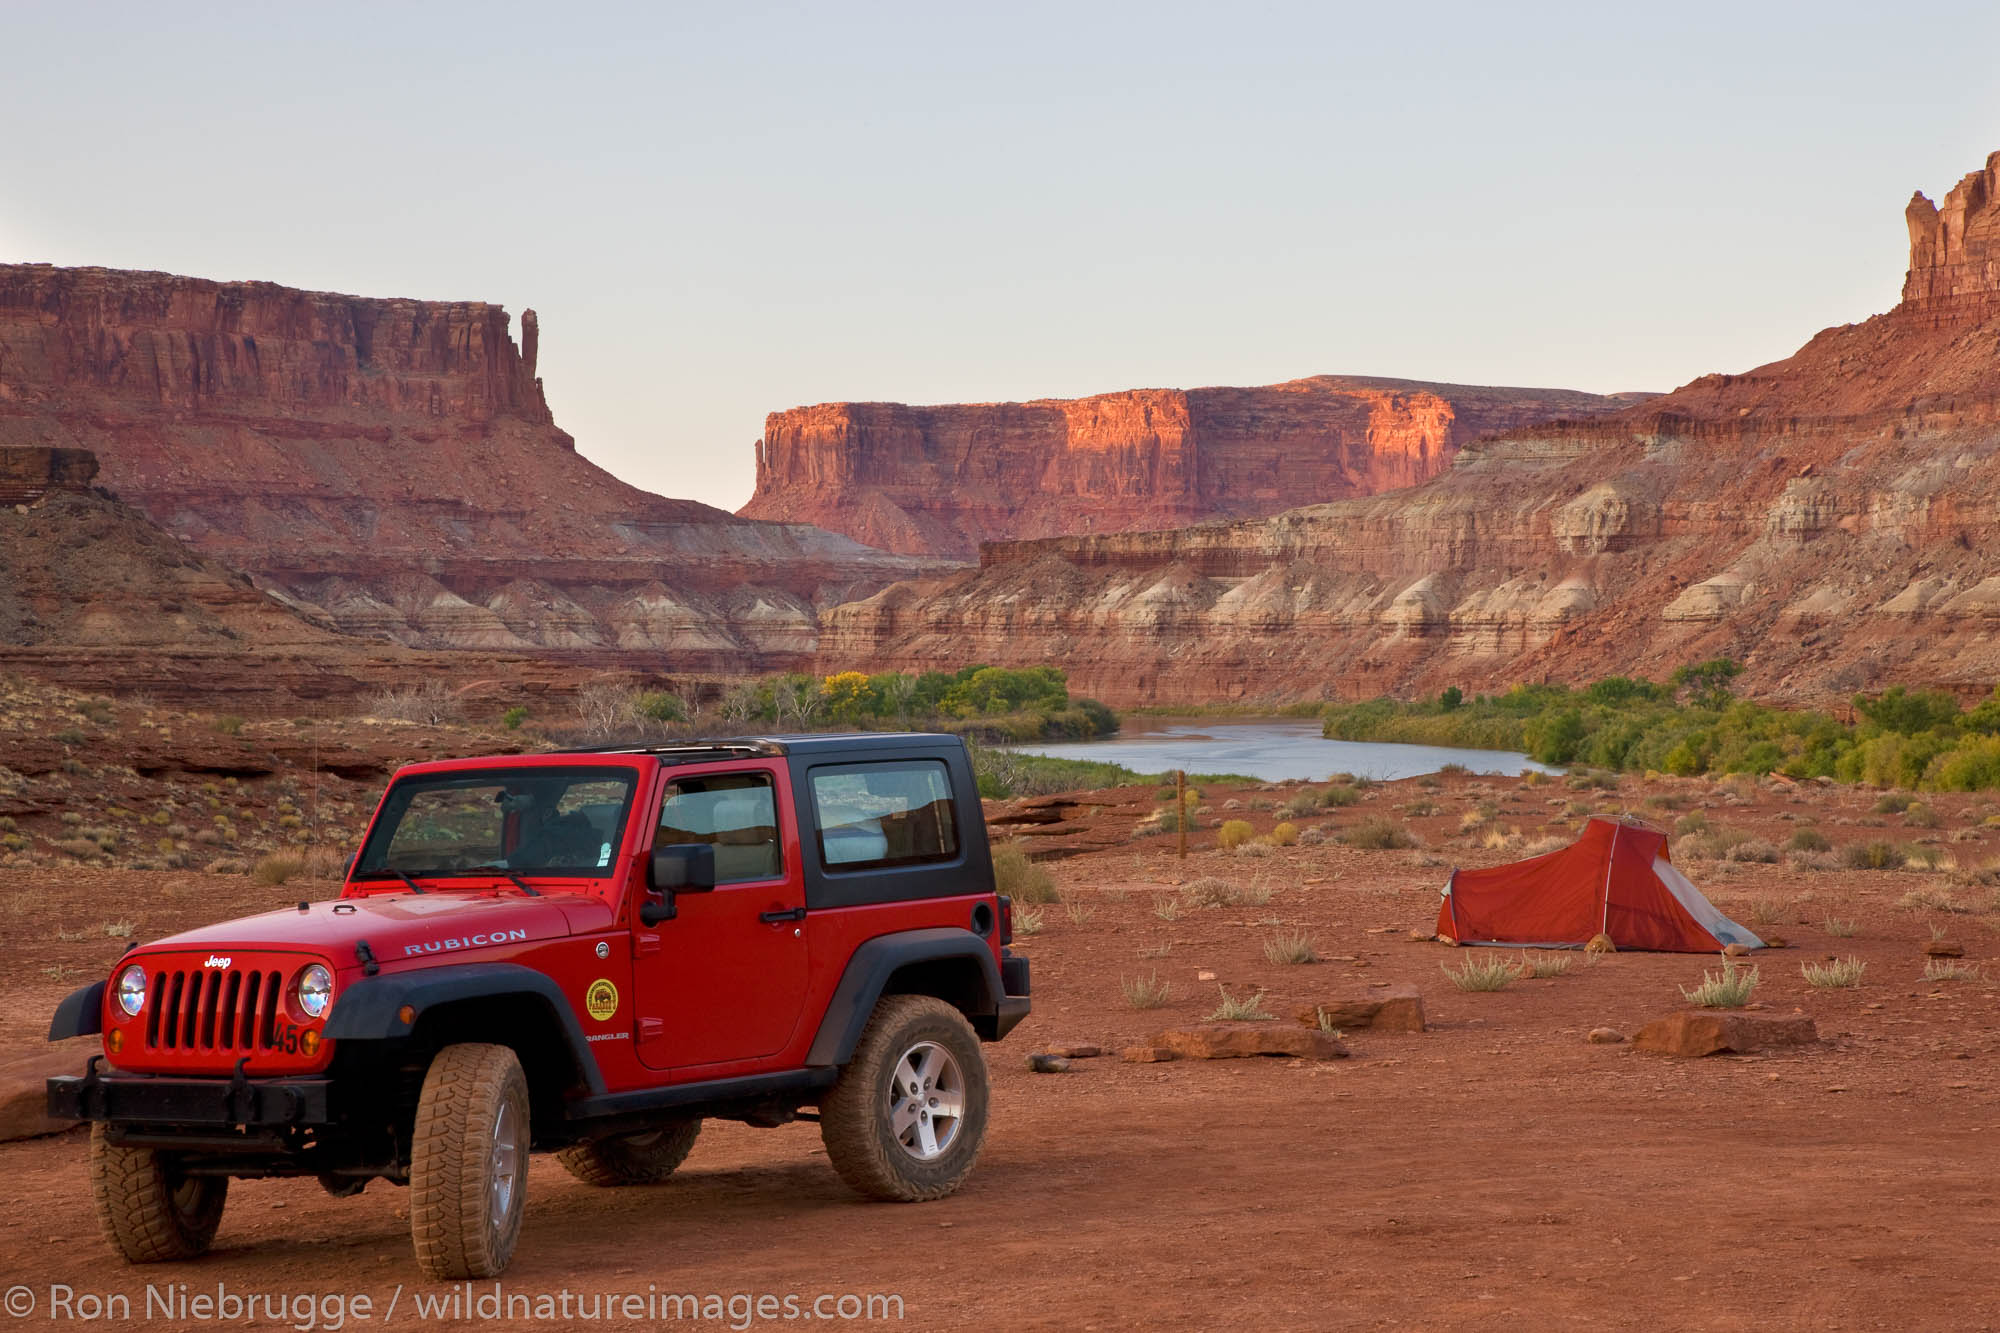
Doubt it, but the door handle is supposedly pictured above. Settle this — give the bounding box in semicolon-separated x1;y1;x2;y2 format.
759;907;807;924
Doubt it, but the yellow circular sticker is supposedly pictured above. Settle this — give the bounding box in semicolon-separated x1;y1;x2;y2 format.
584;978;619;1022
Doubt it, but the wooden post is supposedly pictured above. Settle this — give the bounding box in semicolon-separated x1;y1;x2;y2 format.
1176;768;1187;861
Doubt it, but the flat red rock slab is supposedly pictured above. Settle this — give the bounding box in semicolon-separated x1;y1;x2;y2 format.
1153;1023;1348;1062
1633;1010;1818;1058
1291;983;1426;1033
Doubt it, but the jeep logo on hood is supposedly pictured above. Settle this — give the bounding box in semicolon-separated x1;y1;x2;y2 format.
204;955;232;969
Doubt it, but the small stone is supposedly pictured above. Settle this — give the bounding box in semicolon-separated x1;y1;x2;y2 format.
1585;933;1616;955
1197;970;1217;982
1408;929;1435;942
1925;940;1965;958
1722;943;1751;957
1025;1053;1072;1074
1761;935;1788;948
1047;1044;1102;1060
1121;1045;1177;1063
1586;1028;1625;1044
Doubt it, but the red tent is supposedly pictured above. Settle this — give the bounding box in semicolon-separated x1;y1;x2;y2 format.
1435;816;1763;953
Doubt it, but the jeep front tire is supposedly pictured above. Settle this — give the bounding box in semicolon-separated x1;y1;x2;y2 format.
410;1043;530;1279
820;994;989;1202
556;1119;702;1187
89;1125;229;1262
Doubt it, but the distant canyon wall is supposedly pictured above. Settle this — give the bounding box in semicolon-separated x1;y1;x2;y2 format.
0;265;941;670
821;153;2000;707
742;378;1641;558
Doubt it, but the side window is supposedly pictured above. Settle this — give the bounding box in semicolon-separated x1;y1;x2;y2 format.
656;773;782;884
810;761;960;870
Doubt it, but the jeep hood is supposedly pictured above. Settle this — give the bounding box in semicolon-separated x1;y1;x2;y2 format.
132;892;614;969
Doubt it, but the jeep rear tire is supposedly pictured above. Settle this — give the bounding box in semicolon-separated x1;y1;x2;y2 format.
89;1124;228;1262
556;1119;702;1187
820;994;989;1202
410;1043;530;1279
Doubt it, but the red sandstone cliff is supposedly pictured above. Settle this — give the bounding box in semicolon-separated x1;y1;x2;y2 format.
741;378;1642;557
0;266;941;669
819;153;2000;707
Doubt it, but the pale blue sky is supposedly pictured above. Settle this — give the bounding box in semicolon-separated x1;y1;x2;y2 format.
5;2;1998;511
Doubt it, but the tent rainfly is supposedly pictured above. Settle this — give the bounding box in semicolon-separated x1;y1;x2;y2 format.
1435;816;1763;953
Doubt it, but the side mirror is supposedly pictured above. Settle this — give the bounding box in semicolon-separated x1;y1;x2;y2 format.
639;844;716;926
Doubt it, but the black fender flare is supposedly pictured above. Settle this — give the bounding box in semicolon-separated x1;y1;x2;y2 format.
806;928;1001;1067
48;981;105;1041
324;963;604;1094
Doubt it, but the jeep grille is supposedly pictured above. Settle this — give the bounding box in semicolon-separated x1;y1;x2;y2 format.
144;965;284;1054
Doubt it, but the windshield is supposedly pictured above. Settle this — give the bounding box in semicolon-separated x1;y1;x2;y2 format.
353;766;638;880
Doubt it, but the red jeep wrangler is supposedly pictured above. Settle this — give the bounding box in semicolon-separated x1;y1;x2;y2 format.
47;734;1030;1278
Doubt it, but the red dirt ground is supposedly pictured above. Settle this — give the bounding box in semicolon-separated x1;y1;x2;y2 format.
2;771;1997;1329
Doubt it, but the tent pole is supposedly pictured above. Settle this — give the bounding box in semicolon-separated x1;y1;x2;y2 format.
1600;821;1617;936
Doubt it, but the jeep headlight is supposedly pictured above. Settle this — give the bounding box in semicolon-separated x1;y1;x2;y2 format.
296;964;334;1020
115;965;147;1017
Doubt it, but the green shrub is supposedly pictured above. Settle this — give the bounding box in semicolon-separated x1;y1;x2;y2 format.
1318;785;1362;808
1787;828;1831;853
991;844;1059;903
501;706;530;730
1268;821;1300;847
1340;818;1414;850
1842;841;1900;870
1217;819;1255;850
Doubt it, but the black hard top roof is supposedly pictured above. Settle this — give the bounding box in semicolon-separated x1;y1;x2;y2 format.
560;733;966;764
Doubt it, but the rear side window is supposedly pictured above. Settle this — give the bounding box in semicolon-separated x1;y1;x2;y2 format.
810;761;959;870
657;773;783;884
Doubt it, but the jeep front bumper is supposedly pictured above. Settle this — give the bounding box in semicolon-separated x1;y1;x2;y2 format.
49;1058;333;1129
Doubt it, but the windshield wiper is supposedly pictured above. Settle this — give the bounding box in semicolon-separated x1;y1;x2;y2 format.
393;870;427;895
461;865;541;896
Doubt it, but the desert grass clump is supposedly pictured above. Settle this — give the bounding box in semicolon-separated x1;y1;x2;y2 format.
1121;972;1174;1009
1519;950;1574;979
1904;802;1941;829
1318;785;1362;808
1519;834;1570;858
1267;821;1300;847
1842;841;1901;871
1802;955;1867;989
1674;811;1710;836
1216;819;1256;851
1726;839;1780;864
1924;957;1982;982
1282;789;1322;818
1062;899;1095;926
1297;826;1326;845
252;850;307;886
1342;818;1416;851
366;679;466;727
1235;840;1273;858
1014;905;1045;936
1182;876;1243;908
102;920;135;938
1441;955;1522;992
1874;792;1916;815
992;843;1060;904
1205;986;1274;1021
1262;929;1319;965
1787;828;1831;853
1458;809;1489;833
1898;885;1962;913
1822;916;1859;938
1681;958;1760;1008
1151;894;1182;921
